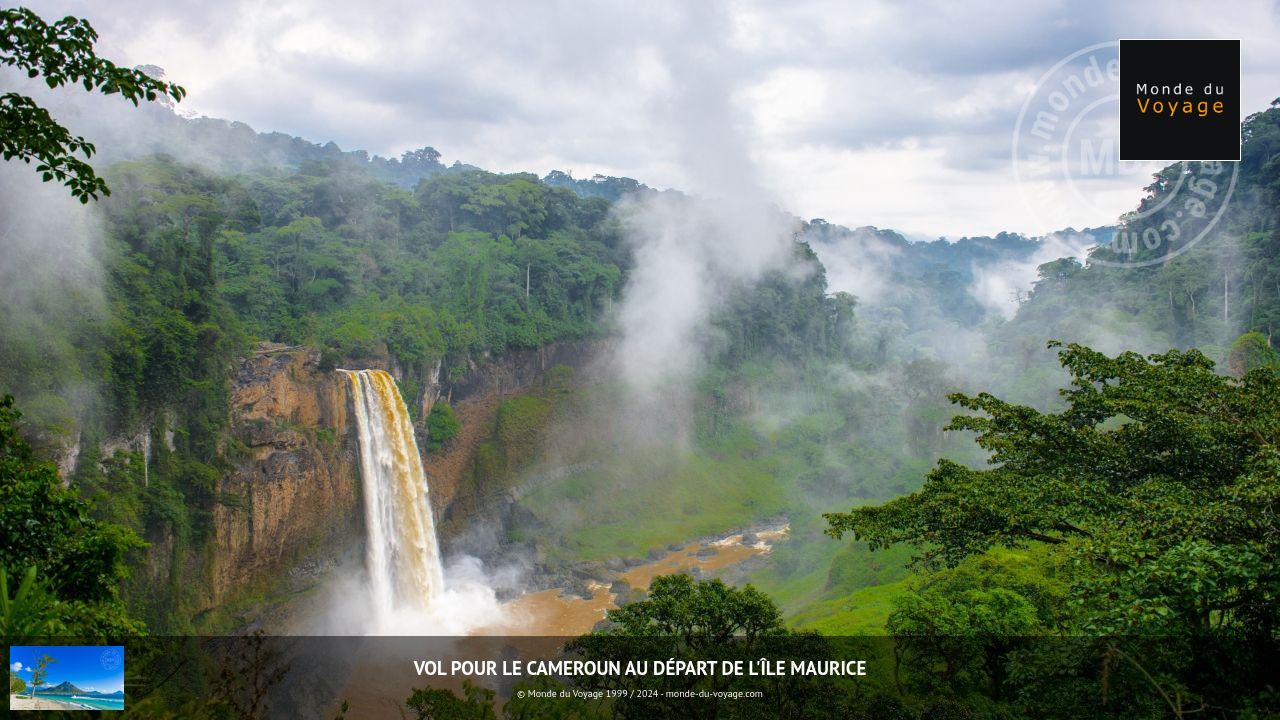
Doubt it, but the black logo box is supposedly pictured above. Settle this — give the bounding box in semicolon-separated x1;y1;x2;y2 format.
1119;39;1240;161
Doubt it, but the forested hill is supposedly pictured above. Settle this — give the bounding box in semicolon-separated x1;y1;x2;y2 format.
0;89;1008;449
2;70;465;187
541;170;654;201
995;98;1280;364
4;94;1279;453
6;71;663;199
803;222;1115;330
0;156;631;444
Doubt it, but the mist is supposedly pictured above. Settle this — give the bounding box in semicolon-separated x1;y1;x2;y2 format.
807;225;903;305
0;161;107;448
606;5;797;441
305;534;513;637
968;231;1095;318
1;8;1229;644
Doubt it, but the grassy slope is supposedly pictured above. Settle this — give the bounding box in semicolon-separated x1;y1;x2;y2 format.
482;370;924;632
750;529;915;634
518;437;789;564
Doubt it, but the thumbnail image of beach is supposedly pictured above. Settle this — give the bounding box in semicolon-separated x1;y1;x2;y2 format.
9;645;124;711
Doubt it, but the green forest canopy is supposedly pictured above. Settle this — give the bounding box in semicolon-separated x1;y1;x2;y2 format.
2;8;1280;715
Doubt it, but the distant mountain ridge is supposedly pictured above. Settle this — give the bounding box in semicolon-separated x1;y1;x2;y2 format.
40;681;86;695
542;170;653;201
4;72;460;188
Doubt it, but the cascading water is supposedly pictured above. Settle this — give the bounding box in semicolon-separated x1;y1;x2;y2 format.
341;369;445;623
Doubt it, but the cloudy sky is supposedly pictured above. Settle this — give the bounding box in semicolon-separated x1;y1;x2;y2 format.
20;0;1280;238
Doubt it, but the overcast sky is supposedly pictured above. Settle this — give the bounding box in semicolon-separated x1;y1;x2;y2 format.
20;0;1280;238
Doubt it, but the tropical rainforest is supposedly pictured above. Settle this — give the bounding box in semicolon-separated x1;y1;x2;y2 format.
2;7;1279;719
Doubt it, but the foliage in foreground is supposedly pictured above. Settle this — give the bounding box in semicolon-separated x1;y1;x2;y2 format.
827;342;1280;716
827;342;1280;635
0;395;144;640
1;7;185;201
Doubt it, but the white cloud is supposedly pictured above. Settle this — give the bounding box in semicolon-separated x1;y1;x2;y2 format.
10;661;22;672
15;0;1280;237
809;226;904;303
969;232;1095;318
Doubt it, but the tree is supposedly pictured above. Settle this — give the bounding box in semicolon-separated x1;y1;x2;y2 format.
209;630;289;720
900;358;953;458
570;574;843;720
405;680;495;720
29;653;54;698
426;402;461;450
825;342;1280;715
597;574;784;643
0;395;145;636
827;342;1280;635
1;7;185;201
9;671;24;694
1227;330;1280;377
883;550;1067;702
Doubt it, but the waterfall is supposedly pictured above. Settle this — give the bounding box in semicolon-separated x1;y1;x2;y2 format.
341;369;445;621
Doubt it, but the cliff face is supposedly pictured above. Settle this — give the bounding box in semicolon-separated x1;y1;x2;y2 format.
182;339;602;627
207;344;362;612
422;341;605;529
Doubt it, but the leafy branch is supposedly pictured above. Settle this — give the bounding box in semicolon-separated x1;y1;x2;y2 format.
0;7;186;201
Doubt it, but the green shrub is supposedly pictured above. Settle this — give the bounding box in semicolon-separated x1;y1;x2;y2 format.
426;402;460;450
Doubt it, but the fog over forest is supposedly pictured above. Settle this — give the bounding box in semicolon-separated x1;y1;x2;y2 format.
3;4;1279;719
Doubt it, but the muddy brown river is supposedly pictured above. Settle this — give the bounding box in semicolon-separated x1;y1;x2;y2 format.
485;524;790;636
326;524;788;718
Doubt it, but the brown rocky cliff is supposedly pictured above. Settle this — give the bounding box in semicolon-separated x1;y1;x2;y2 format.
207;343;362;612
196;339;604;624
424;340;606;536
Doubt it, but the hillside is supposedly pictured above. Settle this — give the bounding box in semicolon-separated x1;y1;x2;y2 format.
41;681;86;695
1;34;1278;714
5;98;1280;633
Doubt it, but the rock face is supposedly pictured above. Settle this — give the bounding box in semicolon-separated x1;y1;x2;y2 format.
207;344;361;611
184;339;603;626
422;341;605;537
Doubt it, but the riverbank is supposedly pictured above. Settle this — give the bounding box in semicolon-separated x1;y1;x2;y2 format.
321;521;790;719
496;520;791;636
10;693;87;710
